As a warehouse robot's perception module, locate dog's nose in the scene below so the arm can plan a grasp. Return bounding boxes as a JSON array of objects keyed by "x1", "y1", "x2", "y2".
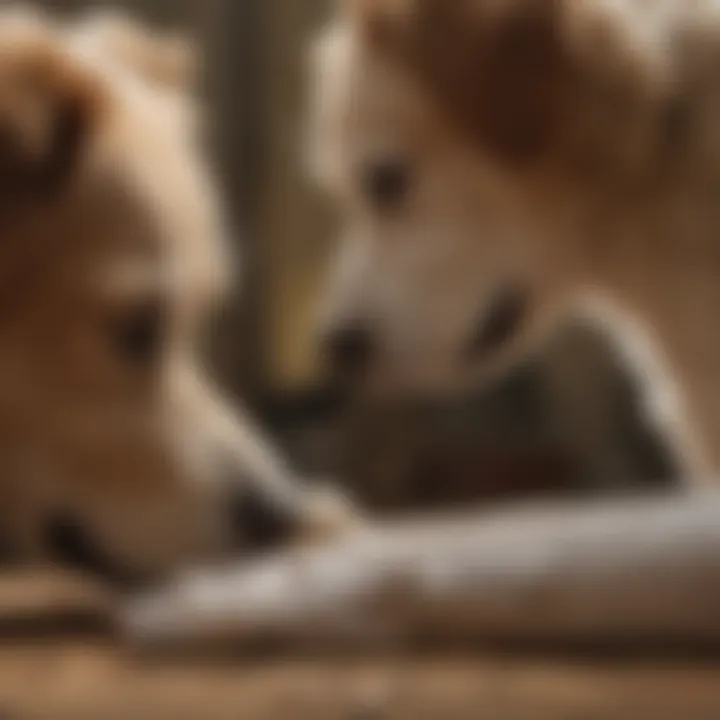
[
  {"x1": 229, "y1": 487, "x2": 299, "y2": 551},
  {"x1": 44, "y1": 513, "x2": 130, "y2": 584},
  {"x1": 322, "y1": 323, "x2": 374, "y2": 378}
]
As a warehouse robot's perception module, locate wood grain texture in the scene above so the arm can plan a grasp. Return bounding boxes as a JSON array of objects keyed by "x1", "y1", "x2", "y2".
[{"x1": 1, "y1": 642, "x2": 720, "y2": 719}]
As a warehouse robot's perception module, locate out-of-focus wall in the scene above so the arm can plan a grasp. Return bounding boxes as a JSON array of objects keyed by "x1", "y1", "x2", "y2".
[{"x1": 252, "y1": 0, "x2": 335, "y2": 395}]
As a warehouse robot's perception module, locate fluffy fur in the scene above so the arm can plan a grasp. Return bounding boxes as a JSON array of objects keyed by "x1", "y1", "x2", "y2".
[
  {"x1": 309, "y1": 0, "x2": 720, "y2": 480},
  {"x1": 0, "y1": 8, "x2": 346, "y2": 581}
]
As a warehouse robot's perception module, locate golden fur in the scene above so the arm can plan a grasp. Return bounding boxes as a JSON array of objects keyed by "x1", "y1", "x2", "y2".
[
  {"x1": 0, "y1": 8, "x2": 345, "y2": 581},
  {"x1": 309, "y1": 0, "x2": 720, "y2": 480}
]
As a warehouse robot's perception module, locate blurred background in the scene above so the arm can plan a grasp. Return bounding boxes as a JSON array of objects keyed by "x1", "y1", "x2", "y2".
[{"x1": 38, "y1": 0, "x2": 677, "y2": 514}]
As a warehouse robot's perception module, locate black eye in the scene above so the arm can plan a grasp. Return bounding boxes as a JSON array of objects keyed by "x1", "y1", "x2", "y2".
[
  {"x1": 362, "y1": 158, "x2": 411, "y2": 213},
  {"x1": 113, "y1": 299, "x2": 164, "y2": 366}
]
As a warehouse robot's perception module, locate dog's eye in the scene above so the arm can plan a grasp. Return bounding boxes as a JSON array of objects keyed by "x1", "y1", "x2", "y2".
[
  {"x1": 361, "y1": 159, "x2": 411, "y2": 213},
  {"x1": 113, "y1": 299, "x2": 165, "y2": 366}
]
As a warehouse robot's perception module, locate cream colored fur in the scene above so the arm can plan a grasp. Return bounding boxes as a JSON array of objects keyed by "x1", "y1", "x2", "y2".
[
  {"x1": 310, "y1": 0, "x2": 720, "y2": 480},
  {"x1": 0, "y1": 8, "x2": 346, "y2": 580}
]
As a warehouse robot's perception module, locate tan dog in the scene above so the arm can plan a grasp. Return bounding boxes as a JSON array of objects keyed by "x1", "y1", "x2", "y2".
[
  {"x1": 309, "y1": 0, "x2": 720, "y2": 482},
  {"x1": 0, "y1": 8, "x2": 344, "y2": 584}
]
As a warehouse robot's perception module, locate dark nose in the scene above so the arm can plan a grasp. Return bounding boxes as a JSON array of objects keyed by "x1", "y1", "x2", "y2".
[
  {"x1": 322, "y1": 323, "x2": 374, "y2": 378},
  {"x1": 229, "y1": 488, "x2": 299, "y2": 552},
  {"x1": 44, "y1": 513, "x2": 131, "y2": 584}
]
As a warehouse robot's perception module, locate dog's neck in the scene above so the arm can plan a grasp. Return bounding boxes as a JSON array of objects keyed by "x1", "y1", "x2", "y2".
[
  {"x1": 513, "y1": 4, "x2": 720, "y2": 479},
  {"x1": 564, "y1": 164, "x2": 720, "y2": 480}
]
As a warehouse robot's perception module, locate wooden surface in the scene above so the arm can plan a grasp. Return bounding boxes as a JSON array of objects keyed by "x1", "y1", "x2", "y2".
[
  {"x1": 1, "y1": 640, "x2": 720, "y2": 719},
  {"x1": 1, "y1": 572, "x2": 720, "y2": 720}
]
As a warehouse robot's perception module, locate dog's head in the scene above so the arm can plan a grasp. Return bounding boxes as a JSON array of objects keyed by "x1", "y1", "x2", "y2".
[
  {"x1": 0, "y1": 9, "x2": 337, "y2": 583},
  {"x1": 308, "y1": 0, "x2": 660, "y2": 397}
]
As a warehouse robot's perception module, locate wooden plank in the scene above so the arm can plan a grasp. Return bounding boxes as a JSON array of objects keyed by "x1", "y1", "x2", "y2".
[
  {"x1": 125, "y1": 492, "x2": 720, "y2": 653},
  {"x1": 0, "y1": 644, "x2": 719, "y2": 720}
]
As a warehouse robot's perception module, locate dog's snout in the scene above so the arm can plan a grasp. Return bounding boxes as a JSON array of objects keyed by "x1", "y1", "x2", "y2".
[
  {"x1": 322, "y1": 323, "x2": 374, "y2": 378},
  {"x1": 229, "y1": 488, "x2": 298, "y2": 552}
]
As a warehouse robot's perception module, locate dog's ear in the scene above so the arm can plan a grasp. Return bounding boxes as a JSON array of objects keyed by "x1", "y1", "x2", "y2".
[
  {"x1": 350, "y1": 0, "x2": 572, "y2": 166},
  {"x1": 74, "y1": 11, "x2": 197, "y2": 93},
  {"x1": 0, "y1": 15, "x2": 105, "y2": 207}
]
